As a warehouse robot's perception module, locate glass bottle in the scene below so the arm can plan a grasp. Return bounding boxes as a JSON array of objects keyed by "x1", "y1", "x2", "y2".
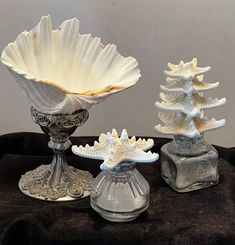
[
  {"x1": 161, "y1": 134, "x2": 219, "y2": 192},
  {"x1": 90, "y1": 161, "x2": 150, "y2": 222}
]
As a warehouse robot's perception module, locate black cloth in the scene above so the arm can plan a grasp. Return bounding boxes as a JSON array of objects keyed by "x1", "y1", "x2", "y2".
[{"x1": 0, "y1": 132, "x2": 235, "y2": 245}]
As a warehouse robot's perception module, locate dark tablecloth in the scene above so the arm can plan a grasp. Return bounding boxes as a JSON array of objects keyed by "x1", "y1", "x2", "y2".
[{"x1": 0, "y1": 132, "x2": 235, "y2": 245}]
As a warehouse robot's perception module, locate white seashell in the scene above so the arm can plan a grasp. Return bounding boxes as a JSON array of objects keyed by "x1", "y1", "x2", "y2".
[
  {"x1": 72, "y1": 129, "x2": 159, "y2": 171},
  {"x1": 155, "y1": 59, "x2": 226, "y2": 138},
  {"x1": 1, "y1": 16, "x2": 141, "y2": 114}
]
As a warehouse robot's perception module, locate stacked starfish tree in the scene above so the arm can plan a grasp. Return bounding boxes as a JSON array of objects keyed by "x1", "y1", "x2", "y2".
[
  {"x1": 155, "y1": 58, "x2": 226, "y2": 139},
  {"x1": 154, "y1": 58, "x2": 226, "y2": 192}
]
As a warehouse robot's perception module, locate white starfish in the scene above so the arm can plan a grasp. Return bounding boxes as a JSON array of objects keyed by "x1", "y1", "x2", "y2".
[
  {"x1": 72, "y1": 129, "x2": 159, "y2": 170},
  {"x1": 164, "y1": 58, "x2": 210, "y2": 81}
]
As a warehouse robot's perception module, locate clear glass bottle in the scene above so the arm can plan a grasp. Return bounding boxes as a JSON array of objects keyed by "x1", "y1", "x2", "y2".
[
  {"x1": 161, "y1": 134, "x2": 219, "y2": 192},
  {"x1": 90, "y1": 162, "x2": 150, "y2": 222}
]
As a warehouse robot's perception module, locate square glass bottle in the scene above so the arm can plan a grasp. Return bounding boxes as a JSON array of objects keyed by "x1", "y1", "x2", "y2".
[{"x1": 161, "y1": 135, "x2": 219, "y2": 192}]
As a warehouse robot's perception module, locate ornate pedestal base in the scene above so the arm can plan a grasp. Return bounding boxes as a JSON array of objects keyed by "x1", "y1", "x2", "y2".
[
  {"x1": 19, "y1": 163, "x2": 93, "y2": 201},
  {"x1": 18, "y1": 107, "x2": 93, "y2": 201},
  {"x1": 161, "y1": 135, "x2": 219, "y2": 193}
]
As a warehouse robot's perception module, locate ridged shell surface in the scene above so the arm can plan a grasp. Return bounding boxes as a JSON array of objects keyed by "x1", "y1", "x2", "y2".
[{"x1": 1, "y1": 16, "x2": 141, "y2": 114}]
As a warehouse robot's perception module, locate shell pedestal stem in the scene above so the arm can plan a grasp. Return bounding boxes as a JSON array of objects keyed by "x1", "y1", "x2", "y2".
[{"x1": 18, "y1": 107, "x2": 93, "y2": 201}]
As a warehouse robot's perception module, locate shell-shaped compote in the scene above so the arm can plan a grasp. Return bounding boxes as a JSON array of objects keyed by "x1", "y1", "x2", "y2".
[
  {"x1": 72, "y1": 129, "x2": 158, "y2": 170},
  {"x1": 155, "y1": 58, "x2": 226, "y2": 138},
  {"x1": 1, "y1": 16, "x2": 141, "y2": 114}
]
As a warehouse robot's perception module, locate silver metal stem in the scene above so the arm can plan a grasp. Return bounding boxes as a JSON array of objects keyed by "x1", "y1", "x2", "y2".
[{"x1": 18, "y1": 107, "x2": 93, "y2": 201}]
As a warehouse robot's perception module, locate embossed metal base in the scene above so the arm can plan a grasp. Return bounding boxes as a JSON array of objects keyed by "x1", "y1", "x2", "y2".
[
  {"x1": 18, "y1": 107, "x2": 93, "y2": 201},
  {"x1": 19, "y1": 164, "x2": 93, "y2": 201}
]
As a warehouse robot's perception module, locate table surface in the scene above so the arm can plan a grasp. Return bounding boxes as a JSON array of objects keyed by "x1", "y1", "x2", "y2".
[{"x1": 0, "y1": 132, "x2": 235, "y2": 245}]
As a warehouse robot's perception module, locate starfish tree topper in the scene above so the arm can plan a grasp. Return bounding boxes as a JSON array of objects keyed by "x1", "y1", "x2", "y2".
[{"x1": 164, "y1": 58, "x2": 211, "y2": 81}]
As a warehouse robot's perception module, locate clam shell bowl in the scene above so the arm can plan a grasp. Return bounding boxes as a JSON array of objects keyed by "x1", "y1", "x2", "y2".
[{"x1": 1, "y1": 15, "x2": 141, "y2": 114}]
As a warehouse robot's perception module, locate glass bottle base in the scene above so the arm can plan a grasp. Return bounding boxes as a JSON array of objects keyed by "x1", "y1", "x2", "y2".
[
  {"x1": 161, "y1": 174, "x2": 219, "y2": 193},
  {"x1": 90, "y1": 166, "x2": 150, "y2": 222},
  {"x1": 90, "y1": 199, "x2": 149, "y2": 222},
  {"x1": 161, "y1": 142, "x2": 219, "y2": 193}
]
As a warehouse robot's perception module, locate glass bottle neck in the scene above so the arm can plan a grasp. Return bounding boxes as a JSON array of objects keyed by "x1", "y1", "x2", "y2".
[
  {"x1": 168, "y1": 134, "x2": 210, "y2": 156},
  {"x1": 110, "y1": 161, "x2": 136, "y2": 174}
]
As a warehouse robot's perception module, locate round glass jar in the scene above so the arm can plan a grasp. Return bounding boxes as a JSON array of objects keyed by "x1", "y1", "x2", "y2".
[{"x1": 90, "y1": 162, "x2": 150, "y2": 222}]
